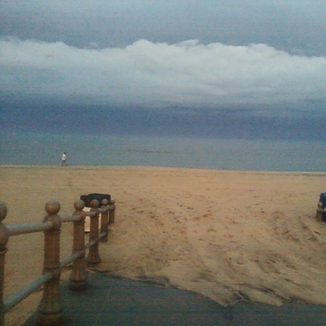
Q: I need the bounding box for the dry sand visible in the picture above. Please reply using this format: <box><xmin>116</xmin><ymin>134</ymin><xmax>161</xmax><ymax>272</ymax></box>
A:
<box><xmin>1</xmin><ymin>165</ymin><xmax>326</xmax><ymax>325</ymax></box>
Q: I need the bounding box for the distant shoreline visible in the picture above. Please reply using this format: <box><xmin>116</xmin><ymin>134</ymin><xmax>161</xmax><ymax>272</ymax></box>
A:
<box><xmin>1</xmin><ymin>164</ymin><xmax>326</xmax><ymax>176</ymax></box>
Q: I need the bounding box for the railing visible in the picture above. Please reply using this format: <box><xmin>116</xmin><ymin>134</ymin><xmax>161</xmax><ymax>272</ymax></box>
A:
<box><xmin>0</xmin><ymin>198</ymin><xmax>116</xmax><ymax>326</ymax></box>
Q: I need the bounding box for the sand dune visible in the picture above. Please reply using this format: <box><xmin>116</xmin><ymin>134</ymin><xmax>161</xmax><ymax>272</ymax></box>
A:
<box><xmin>1</xmin><ymin>166</ymin><xmax>326</xmax><ymax>325</ymax></box>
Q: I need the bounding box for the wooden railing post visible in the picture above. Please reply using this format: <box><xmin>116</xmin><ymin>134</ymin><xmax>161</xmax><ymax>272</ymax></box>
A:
<box><xmin>37</xmin><ymin>200</ymin><xmax>65</xmax><ymax>326</ymax></box>
<box><xmin>100</xmin><ymin>199</ymin><xmax>109</xmax><ymax>243</ymax></box>
<box><xmin>109</xmin><ymin>199</ymin><xmax>116</xmax><ymax>225</ymax></box>
<box><xmin>86</xmin><ymin>200</ymin><xmax>101</xmax><ymax>264</ymax></box>
<box><xmin>0</xmin><ymin>202</ymin><xmax>9</xmax><ymax>326</ymax></box>
<box><xmin>69</xmin><ymin>200</ymin><xmax>88</xmax><ymax>291</ymax></box>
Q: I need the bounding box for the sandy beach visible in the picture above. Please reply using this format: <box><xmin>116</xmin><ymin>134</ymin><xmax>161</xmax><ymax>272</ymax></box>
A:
<box><xmin>1</xmin><ymin>165</ymin><xmax>326</xmax><ymax>325</ymax></box>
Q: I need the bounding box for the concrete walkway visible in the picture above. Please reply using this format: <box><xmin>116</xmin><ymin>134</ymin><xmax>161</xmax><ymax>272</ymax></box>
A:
<box><xmin>23</xmin><ymin>273</ymin><xmax>326</xmax><ymax>326</ymax></box>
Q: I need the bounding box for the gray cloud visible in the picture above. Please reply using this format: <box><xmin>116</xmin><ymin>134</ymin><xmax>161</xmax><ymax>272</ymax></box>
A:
<box><xmin>1</xmin><ymin>1</ymin><xmax>326</xmax><ymax>55</ymax></box>
<box><xmin>1</xmin><ymin>0</ymin><xmax>326</xmax><ymax>125</ymax></box>
<box><xmin>1</xmin><ymin>37</ymin><xmax>325</xmax><ymax>117</ymax></box>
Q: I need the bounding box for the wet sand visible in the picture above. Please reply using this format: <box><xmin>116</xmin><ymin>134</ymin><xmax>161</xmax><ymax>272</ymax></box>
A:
<box><xmin>1</xmin><ymin>165</ymin><xmax>326</xmax><ymax>325</ymax></box>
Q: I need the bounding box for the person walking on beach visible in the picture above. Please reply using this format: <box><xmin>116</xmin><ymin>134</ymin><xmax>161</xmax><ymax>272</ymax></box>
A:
<box><xmin>61</xmin><ymin>152</ymin><xmax>67</xmax><ymax>166</ymax></box>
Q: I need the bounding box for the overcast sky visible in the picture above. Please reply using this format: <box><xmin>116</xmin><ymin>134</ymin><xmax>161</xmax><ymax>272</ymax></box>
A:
<box><xmin>1</xmin><ymin>0</ymin><xmax>326</xmax><ymax>140</ymax></box>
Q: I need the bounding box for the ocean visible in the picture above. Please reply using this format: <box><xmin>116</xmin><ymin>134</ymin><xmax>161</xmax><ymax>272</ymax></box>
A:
<box><xmin>0</xmin><ymin>131</ymin><xmax>325</xmax><ymax>172</ymax></box>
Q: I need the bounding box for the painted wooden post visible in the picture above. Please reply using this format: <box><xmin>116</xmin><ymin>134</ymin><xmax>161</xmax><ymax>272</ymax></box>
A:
<box><xmin>37</xmin><ymin>200</ymin><xmax>65</xmax><ymax>326</ymax></box>
<box><xmin>100</xmin><ymin>199</ymin><xmax>109</xmax><ymax>243</ymax></box>
<box><xmin>0</xmin><ymin>202</ymin><xmax>9</xmax><ymax>326</ymax></box>
<box><xmin>69</xmin><ymin>200</ymin><xmax>88</xmax><ymax>291</ymax></box>
<box><xmin>109</xmin><ymin>199</ymin><xmax>116</xmax><ymax>225</ymax></box>
<box><xmin>86</xmin><ymin>200</ymin><xmax>101</xmax><ymax>264</ymax></box>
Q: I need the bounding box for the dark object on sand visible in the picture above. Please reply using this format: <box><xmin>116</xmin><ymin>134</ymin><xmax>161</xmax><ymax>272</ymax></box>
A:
<box><xmin>80</xmin><ymin>193</ymin><xmax>111</xmax><ymax>207</ymax></box>
<box><xmin>323</xmin><ymin>214</ymin><xmax>326</xmax><ymax>223</ymax></box>
<box><xmin>317</xmin><ymin>192</ymin><xmax>326</xmax><ymax>222</ymax></box>
<box><xmin>322</xmin><ymin>211</ymin><xmax>326</xmax><ymax>223</ymax></box>
<box><xmin>319</xmin><ymin>192</ymin><xmax>326</xmax><ymax>209</ymax></box>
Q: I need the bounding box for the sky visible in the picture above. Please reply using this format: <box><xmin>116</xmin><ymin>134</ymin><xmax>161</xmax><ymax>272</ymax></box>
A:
<box><xmin>1</xmin><ymin>0</ymin><xmax>326</xmax><ymax>141</ymax></box>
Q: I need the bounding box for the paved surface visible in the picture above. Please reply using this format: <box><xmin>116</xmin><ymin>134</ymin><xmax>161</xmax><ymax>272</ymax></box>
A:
<box><xmin>23</xmin><ymin>273</ymin><xmax>326</xmax><ymax>326</ymax></box>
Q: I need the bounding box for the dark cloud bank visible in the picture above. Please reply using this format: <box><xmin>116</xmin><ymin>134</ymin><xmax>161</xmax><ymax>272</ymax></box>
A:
<box><xmin>1</xmin><ymin>1</ymin><xmax>326</xmax><ymax>142</ymax></box>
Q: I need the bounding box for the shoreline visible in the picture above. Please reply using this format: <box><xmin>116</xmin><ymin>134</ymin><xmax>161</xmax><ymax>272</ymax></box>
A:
<box><xmin>1</xmin><ymin>164</ymin><xmax>325</xmax><ymax>175</ymax></box>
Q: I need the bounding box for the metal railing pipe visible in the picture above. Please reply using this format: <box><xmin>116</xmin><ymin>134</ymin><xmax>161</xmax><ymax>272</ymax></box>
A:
<box><xmin>3</xmin><ymin>272</ymin><xmax>53</xmax><ymax>313</ymax></box>
<box><xmin>84</xmin><ymin>232</ymin><xmax>106</xmax><ymax>250</ymax></box>
<box><xmin>7</xmin><ymin>221</ymin><xmax>53</xmax><ymax>237</ymax></box>
<box><xmin>60</xmin><ymin>251</ymin><xmax>83</xmax><ymax>268</ymax></box>
<box><xmin>60</xmin><ymin>214</ymin><xmax>81</xmax><ymax>223</ymax></box>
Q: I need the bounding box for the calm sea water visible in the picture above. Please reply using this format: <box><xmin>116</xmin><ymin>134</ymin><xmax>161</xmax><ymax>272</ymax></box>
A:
<box><xmin>0</xmin><ymin>131</ymin><xmax>325</xmax><ymax>172</ymax></box>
